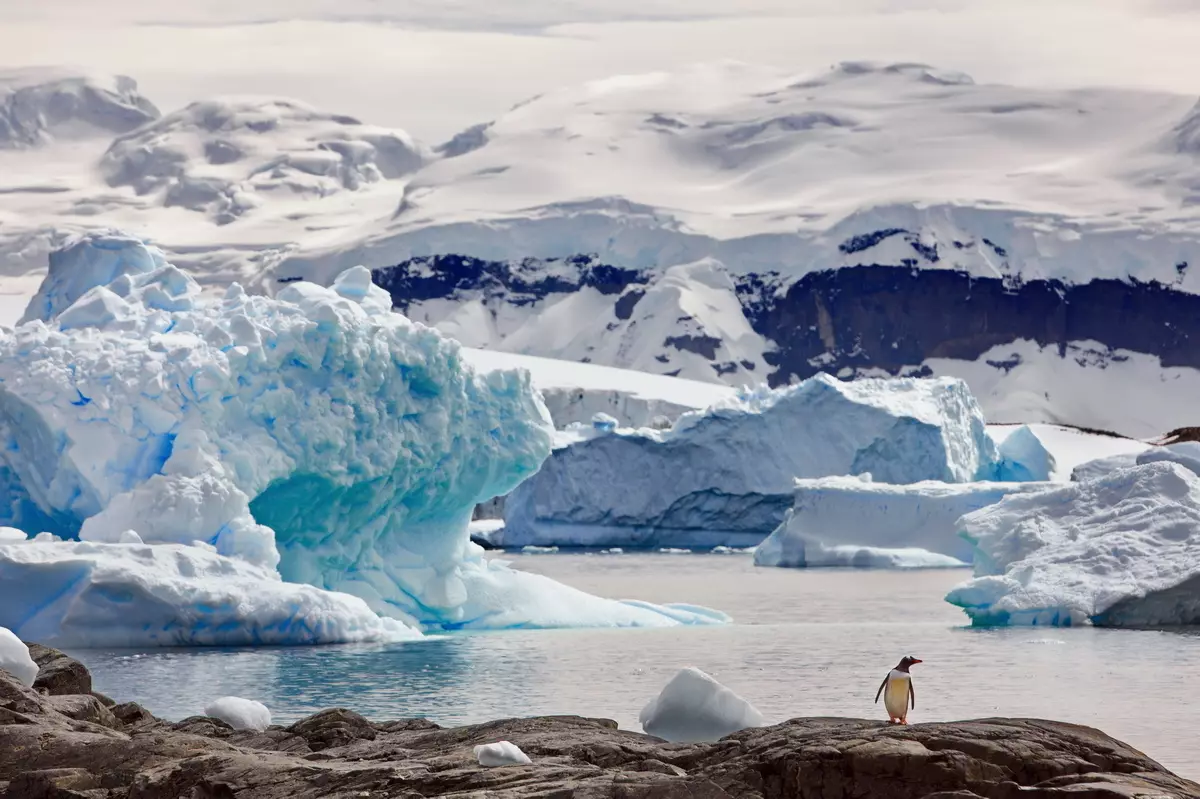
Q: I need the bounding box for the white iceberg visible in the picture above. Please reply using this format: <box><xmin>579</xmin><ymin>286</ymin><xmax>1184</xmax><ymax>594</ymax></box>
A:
<box><xmin>945</xmin><ymin>462</ymin><xmax>1200</xmax><ymax>626</ymax></box>
<box><xmin>0</xmin><ymin>625</ymin><xmax>37</xmax><ymax>688</ymax></box>
<box><xmin>205</xmin><ymin>696</ymin><xmax>272</xmax><ymax>731</ymax></box>
<box><xmin>0</xmin><ymin>231</ymin><xmax>726</xmax><ymax>644</ymax></box>
<box><xmin>992</xmin><ymin>425</ymin><xmax>1057</xmax><ymax>482</ymax></box>
<box><xmin>1070</xmin><ymin>452</ymin><xmax>1140</xmax><ymax>482</ymax></box>
<box><xmin>1071</xmin><ymin>443</ymin><xmax>1200</xmax><ymax>483</ymax></box>
<box><xmin>474</xmin><ymin>741</ymin><xmax>532</xmax><ymax>766</ymax></box>
<box><xmin>0</xmin><ymin>527</ymin><xmax>27</xmax><ymax>543</ymax></box>
<box><xmin>0</xmin><ymin>541</ymin><xmax>418</xmax><ymax>647</ymax></box>
<box><xmin>503</xmin><ymin>375</ymin><xmax>1001</xmax><ymax>548</ymax></box>
<box><xmin>754</xmin><ymin>476</ymin><xmax>1055</xmax><ymax>569</ymax></box>
<box><xmin>1137</xmin><ymin>442</ymin><xmax>1200</xmax><ymax>477</ymax></box>
<box><xmin>639</xmin><ymin>667</ymin><xmax>765</xmax><ymax>743</ymax></box>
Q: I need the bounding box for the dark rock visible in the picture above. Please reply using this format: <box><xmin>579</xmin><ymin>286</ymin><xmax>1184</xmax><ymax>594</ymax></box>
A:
<box><xmin>33</xmin><ymin>657</ymin><xmax>92</xmax><ymax>697</ymax></box>
<box><xmin>288</xmin><ymin>707</ymin><xmax>377</xmax><ymax>751</ymax></box>
<box><xmin>44</xmin><ymin>695</ymin><xmax>119</xmax><ymax>730</ymax></box>
<box><xmin>25</xmin><ymin>643</ymin><xmax>68</xmax><ymax>669</ymax></box>
<box><xmin>372</xmin><ymin>253</ymin><xmax>1200</xmax><ymax>424</ymax></box>
<box><xmin>1</xmin><ymin>657</ymin><xmax>1197</xmax><ymax>798</ymax></box>
<box><xmin>89</xmin><ymin>691</ymin><xmax>115</xmax><ymax>708</ymax></box>
<box><xmin>2</xmin><ymin>767</ymin><xmax>101</xmax><ymax>799</ymax></box>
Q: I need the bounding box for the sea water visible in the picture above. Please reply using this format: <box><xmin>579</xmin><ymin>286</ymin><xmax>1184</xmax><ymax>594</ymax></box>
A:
<box><xmin>70</xmin><ymin>552</ymin><xmax>1200</xmax><ymax>779</ymax></box>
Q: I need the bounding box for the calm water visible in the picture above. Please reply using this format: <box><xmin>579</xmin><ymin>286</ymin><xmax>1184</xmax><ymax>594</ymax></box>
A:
<box><xmin>70</xmin><ymin>553</ymin><xmax>1200</xmax><ymax>780</ymax></box>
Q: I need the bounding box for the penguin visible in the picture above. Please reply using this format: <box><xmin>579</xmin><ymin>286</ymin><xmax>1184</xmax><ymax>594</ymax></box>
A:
<box><xmin>874</xmin><ymin>655</ymin><xmax>921</xmax><ymax>724</ymax></box>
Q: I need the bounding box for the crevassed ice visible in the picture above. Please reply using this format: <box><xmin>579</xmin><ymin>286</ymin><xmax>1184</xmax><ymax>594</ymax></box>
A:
<box><xmin>945</xmin><ymin>461</ymin><xmax>1200</xmax><ymax>626</ymax></box>
<box><xmin>0</xmin><ymin>230</ymin><xmax>726</xmax><ymax>646</ymax></box>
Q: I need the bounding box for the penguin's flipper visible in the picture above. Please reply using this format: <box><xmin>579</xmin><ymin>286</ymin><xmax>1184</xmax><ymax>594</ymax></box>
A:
<box><xmin>909</xmin><ymin>680</ymin><xmax>916</xmax><ymax>710</ymax></box>
<box><xmin>874</xmin><ymin>675</ymin><xmax>888</xmax><ymax>703</ymax></box>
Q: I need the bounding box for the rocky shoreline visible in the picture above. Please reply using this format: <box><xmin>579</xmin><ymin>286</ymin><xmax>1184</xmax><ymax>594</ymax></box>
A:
<box><xmin>2</xmin><ymin>646</ymin><xmax>1198</xmax><ymax>799</ymax></box>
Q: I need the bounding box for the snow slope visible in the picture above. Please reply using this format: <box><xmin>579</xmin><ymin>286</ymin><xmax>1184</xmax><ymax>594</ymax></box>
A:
<box><xmin>945</xmin><ymin>462</ymin><xmax>1200</xmax><ymax>627</ymax></box>
<box><xmin>101</xmin><ymin>98</ymin><xmax>427</xmax><ymax>224</ymax></box>
<box><xmin>277</xmin><ymin>60</ymin><xmax>1200</xmax><ymax>287</ymax></box>
<box><xmin>0</xmin><ymin>69</ymin><xmax>158</xmax><ymax>148</ymax></box>
<box><xmin>986</xmin><ymin>423</ymin><xmax>1151</xmax><ymax>483</ymax></box>
<box><xmin>0</xmin><ymin>231</ymin><xmax>726</xmax><ymax>644</ymax></box>
<box><xmin>460</xmin><ymin>346</ymin><xmax>736</xmax><ymax>428</ymax></box>
<box><xmin>502</xmin><ymin>375</ymin><xmax>1000</xmax><ymax>548</ymax></box>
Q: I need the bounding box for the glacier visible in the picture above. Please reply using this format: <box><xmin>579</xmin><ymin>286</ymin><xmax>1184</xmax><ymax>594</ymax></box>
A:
<box><xmin>945</xmin><ymin>462</ymin><xmax>1200</xmax><ymax>627</ymax></box>
<box><xmin>501</xmin><ymin>375</ymin><xmax>1002</xmax><ymax>548</ymax></box>
<box><xmin>753</xmin><ymin>475</ymin><xmax>1056</xmax><ymax>569</ymax></box>
<box><xmin>0</xmin><ymin>231</ymin><xmax>726</xmax><ymax>646</ymax></box>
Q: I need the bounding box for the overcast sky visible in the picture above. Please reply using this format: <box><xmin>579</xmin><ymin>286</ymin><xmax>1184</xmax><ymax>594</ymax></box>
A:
<box><xmin>2</xmin><ymin>0</ymin><xmax>1198</xmax><ymax>141</ymax></box>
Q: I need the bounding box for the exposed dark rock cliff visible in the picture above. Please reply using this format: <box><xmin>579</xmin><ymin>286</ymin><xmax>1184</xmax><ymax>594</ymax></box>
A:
<box><xmin>372</xmin><ymin>253</ymin><xmax>1200</xmax><ymax>387</ymax></box>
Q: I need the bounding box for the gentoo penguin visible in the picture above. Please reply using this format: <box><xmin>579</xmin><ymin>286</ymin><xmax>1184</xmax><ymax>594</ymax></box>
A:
<box><xmin>874</xmin><ymin>656</ymin><xmax>922</xmax><ymax>724</ymax></box>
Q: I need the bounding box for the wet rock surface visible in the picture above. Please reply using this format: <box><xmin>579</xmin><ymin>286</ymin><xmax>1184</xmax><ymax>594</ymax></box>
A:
<box><xmin>2</xmin><ymin>650</ymin><xmax>1197</xmax><ymax>798</ymax></box>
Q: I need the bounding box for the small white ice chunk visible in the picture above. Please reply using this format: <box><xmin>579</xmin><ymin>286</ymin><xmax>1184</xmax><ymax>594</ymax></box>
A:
<box><xmin>0</xmin><ymin>626</ymin><xmax>37</xmax><ymax>688</ymax></box>
<box><xmin>474</xmin><ymin>740</ymin><xmax>532</xmax><ymax>766</ymax></box>
<box><xmin>205</xmin><ymin>696</ymin><xmax>272</xmax><ymax>731</ymax></box>
<box><xmin>639</xmin><ymin>667</ymin><xmax>764</xmax><ymax>743</ymax></box>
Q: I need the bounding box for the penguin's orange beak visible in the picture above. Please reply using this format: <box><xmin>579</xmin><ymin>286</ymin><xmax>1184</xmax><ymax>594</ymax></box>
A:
<box><xmin>912</xmin><ymin>659</ymin><xmax>923</xmax><ymax>664</ymax></box>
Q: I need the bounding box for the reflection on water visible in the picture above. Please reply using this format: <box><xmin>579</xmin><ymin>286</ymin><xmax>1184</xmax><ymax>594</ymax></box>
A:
<box><xmin>71</xmin><ymin>554</ymin><xmax>1200</xmax><ymax>780</ymax></box>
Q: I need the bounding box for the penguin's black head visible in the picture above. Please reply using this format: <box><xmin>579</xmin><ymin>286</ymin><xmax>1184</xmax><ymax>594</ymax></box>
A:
<box><xmin>896</xmin><ymin>656</ymin><xmax>923</xmax><ymax>671</ymax></box>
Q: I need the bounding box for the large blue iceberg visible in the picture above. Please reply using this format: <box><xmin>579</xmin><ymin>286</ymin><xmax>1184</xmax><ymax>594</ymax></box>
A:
<box><xmin>501</xmin><ymin>375</ymin><xmax>1004</xmax><ymax>548</ymax></box>
<box><xmin>0</xmin><ymin>231</ymin><xmax>725</xmax><ymax>646</ymax></box>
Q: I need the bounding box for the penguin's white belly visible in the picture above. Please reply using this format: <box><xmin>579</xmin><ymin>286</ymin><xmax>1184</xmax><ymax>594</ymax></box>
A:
<box><xmin>883</xmin><ymin>674</ymin><xmax>910</xmax><ymax>719</ymax></box>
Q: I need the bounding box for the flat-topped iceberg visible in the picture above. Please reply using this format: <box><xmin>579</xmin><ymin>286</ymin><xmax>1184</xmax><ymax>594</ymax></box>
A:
<box><xmin>0</xmin><ymin>231</ymin><xmax>726</xmax><ymax>645</ymax></box>
<box><xmin>754</xmin><ymin>476</ymin><xmax>1055</xmax><ymax>569</ymax></box>
<box><xmin>1071</xmin><ymin>442</ymin><xmax>1200</xmax><ymax>482</ymax></box>
<box><xmin>0</xmin><ymin>539</ymin><xmax>419</xmax><ymax>647</ymax></box>
<box><xmin>945</xmin><ymin>462</ymin><xmax>1200</xmax><ymax>626</ymax></box>
<box><xmin>502</xmin><ymin>375</ymin><xmax>1001</xmax><ymax>548</ymax></box>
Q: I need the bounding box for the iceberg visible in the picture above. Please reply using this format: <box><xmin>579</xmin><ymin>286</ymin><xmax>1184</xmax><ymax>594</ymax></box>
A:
<box><xmin>0</xmin><ymin>626</ymin><xmax>37</xmax><ymax>688</ymax></box>
<box><xmin>474</xmin><ymin>741</ymin><xmax>533</xmax><ymax>766</ymax></box>
<box><xmin>502</xmin><ymin>375</ymin><xmax>1001</xmax><ymax>548</ymax></box>
<box><xmin>992</xmin><ymin>425</ymin><xmax>1056</xmax><ymax>482</ymax></box>
<box><xmin>945</xmin><ymin>462</ymin><xmax>1200</xmax><ymax>626</ymax></box>
<box><xmin>1137</xmin><ymin>442</ymin><xmax>1200</xmax><ymax>477</ymax></box>
<box><xmin>0</xmin><ymin>231</ymin><xmax>726</xmax><ymax>644</ymax></box>
<box><xmin>639</xmin><ymin>667</ymin><xmax>765</xmax><ymax>743</ymax></box>
<box><xmin>754</xmin><ymin>476</ymin><xmax>1055</xmax><ymax>569</ymax></box>
<box><xmin>0</xmin><ymin>541</ymin><xmax>419</xmax><ymax>647</ymax></box>
<box><xmin>1071</xmin><ymin>443</ymin><xmax>1200</xmax><ymax>483</ymax></box>
<box><xmin>1070</xmin><ymin>452</ymin><xmax>1140</xmax><ymax>482</ymax></box>
<box><xmin>205</xmin><ymin>696</ymin><xmax>273</xmax><ymax>731</ymax></box>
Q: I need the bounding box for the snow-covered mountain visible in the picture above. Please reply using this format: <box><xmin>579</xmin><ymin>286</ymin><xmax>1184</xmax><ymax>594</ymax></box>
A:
<box><xmin>372</xmin><ymin>252</ymin><xmax>1200</xmax><ymax>438</ymax></box>
<box><xmin>274</xmin><ymin>60</ymin><xmax>1200</xmax><ymax>286</ymax></box>
<box><xmin>2</xmin><ymin>62</ymin><xmax>1200</xmax><ymax>436</ymax></box>
<box><xmin>0</xmin><ymin>70</ymin><xmax>159</xmax><ymax>148</ymax></box>
<box><xmin>100</xmin><ymin>99</ymin><xmax>427</xmax><ymax>224</ymax></box>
